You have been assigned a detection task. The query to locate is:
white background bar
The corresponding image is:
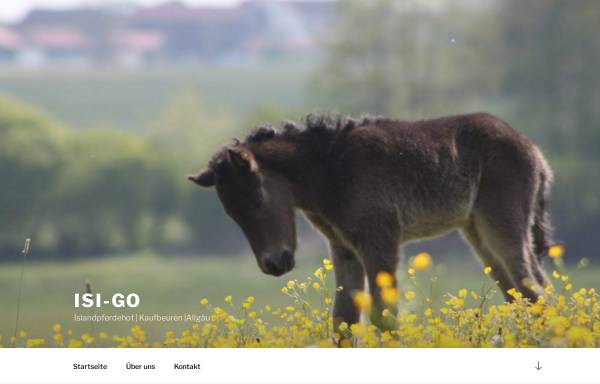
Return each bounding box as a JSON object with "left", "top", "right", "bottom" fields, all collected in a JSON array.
[{"left": 1, "top": 348, "right": 599, "bottom": 383}]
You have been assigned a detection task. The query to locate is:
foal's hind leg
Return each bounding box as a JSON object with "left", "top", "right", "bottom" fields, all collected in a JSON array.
[
  {"left": 531, "top": 254, "right": 551, "bottom": 289},
  {"left": 461, "top": 222, "right": 518, "bottom": 300},
  {"left": 469, "top": 150, "right": 547, "bottom": 301},
  {"left": 470, "top": 209, "right": 543, "bottom": 301}
]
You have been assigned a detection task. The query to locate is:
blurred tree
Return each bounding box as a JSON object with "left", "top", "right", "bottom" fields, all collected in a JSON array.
[
  {"left": 53, "top": 131, "right": 179, "bottom": 256},
  {"left": 150, "top": 87, "right": 247, "bottom": 254},
  {"left": 497, "top": 0, "right": 600, "bottom": 154},
  {"left": 316, "top": 0, "right": 484, "bottom": 118},
  {"left": 242, "top": 104, "right": 300, "bottom": 128},
  {"left": 318, "top": 0, "right": 399, "bottom": 115},
  {"left": 0, "top": 95, "right": 187, "bottom": 259},
  {"left": 149, "top": 87, "right": 239, "bottom": 167},
  {"left": 0, "top": 95, "right": 66, "bottom": 257}
]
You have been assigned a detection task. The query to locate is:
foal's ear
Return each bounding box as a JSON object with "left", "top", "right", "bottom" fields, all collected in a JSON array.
[
  {"left": 227, "top": 147, "right": 258, "bottom": 173},
  {"left": 187, "top": 169, "right": 215, "bottom": 188}
]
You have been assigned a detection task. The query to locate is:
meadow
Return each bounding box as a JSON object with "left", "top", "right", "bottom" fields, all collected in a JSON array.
[
  {"left": 0, "top": 62, "right": 314, "bottom": 131},
  {"left": 1, "top": 248, "right": 599, "bottom": 347}
]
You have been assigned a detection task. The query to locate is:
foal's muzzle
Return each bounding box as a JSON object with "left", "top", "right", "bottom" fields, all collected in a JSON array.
[{"left": 262, "top": 250, "right": 295, "bottom": 276}]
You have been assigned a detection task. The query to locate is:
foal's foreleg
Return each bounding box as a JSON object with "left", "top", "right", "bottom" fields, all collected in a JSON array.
[
  {"left": 330, "top": 243, "right": 365, "bottom": 332},
  {"left": 357, "top": 241, "right": 400, "bottom": 331}
]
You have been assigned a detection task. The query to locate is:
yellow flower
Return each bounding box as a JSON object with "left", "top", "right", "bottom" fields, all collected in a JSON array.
[
  {"left": 314, "top": 267, "right": 325, "bottom": 280},
  {"left": 407, "top": 267, "right": 416, "bottom": 276},
  {"left": 323, "top": 258, "right": 333, "bottom": 270},
  {"left": 565, "top": 283, "right": 573, "bottom": 291},
  {"left": 548, "top": 244, "right": 564, "bottom": 259},
  {"left": 381, "top": 287, "right": 399, "bottom": 304},
  {"left": 287, "top": 281, "right": 295, "bottom": 289},
  {"left": 52, "top": 334, "right": 64, "bottom": 346},
  {"left": 375, "top": 271, "right": 394, "bottom": 288},
  {"left": 507, "top": 288, "right": 523, "bottom": 300},
  {"left": 483, "top": 266, "right": 492, "bottom": 275},
  {"left": 353, "top": 291, "right": 372, "bottom": 312},
  {"left": 9, "top": 255, "right": 600, "bottom": 348},
  {"left": 446, "top": 297, "right": 464, "bottom": 309},
  {"left": 566, "top": 326, "right": 593, "bottom": 347},
  {"left": 26, "top": 338, "right": 45, "bottom": 348},
  {"left": 68, "top": 339, "right": 83, "bottom": 348},
  {"left": 411, "top": 252, "right": 432, "bottom": 271},
  {"left": 552, "top": 270, "right": 560, "bottom": 279}
]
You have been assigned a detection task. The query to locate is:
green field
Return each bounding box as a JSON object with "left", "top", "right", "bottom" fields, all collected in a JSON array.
[
  {"left": 1, "top": 252, "right": 598, "bottom": 341},
  {"left": 0, "top": 62, "right": 315, "bottom": 131},
  {"left": 0, "top": 252, "right": 326, "bottom": 340}
]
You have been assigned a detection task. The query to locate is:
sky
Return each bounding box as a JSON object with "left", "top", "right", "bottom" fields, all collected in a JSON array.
[{"left": 0, "top": 0, "right": 246, "bottom": 23}]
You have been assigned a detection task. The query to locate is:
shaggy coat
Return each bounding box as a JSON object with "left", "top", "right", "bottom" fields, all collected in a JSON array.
[{"left": 189, "top": 113, "right": 554, "bottom": 329}]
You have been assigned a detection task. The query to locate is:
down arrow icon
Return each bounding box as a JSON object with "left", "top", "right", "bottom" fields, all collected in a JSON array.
[{"left": 535, "top": 361, "right": 542, "bottom": 371}]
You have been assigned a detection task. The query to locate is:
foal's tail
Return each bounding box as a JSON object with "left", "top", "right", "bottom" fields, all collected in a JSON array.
[{"left": 531, "top": 146, "right": 555, "bottom": 260}]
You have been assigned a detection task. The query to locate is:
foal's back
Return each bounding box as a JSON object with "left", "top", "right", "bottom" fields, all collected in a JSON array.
[{"left": 330, "top": 113, "right": 540, "bottom": 241}]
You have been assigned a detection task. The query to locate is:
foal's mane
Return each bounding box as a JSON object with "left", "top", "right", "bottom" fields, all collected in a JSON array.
[
  {"left": 208, "top": 114, "right": 397, "bottom": 170},
  {"left": 244, "top": 113, "right": 397, "bottom": 145}
]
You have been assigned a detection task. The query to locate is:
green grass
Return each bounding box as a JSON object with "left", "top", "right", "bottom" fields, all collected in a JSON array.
[
  {"left": 0, "top": 62, "right": 315, "bottom": 131},
  {"left": 1, "top": 252, "right": 598, "bottom": 341},
  {"left": 0, "top": 252, "right": 325, "bottom": 340}
]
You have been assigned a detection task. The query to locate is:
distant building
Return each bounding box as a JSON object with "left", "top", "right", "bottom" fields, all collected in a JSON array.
[
  {"left": 3, "top": 0, "right": 337, "bottom": 67},
  {"left": 128, "top": 1, "right": 245, "bottom": 61},
  {"left": 0, "top": 26, "right": 21, "bottom": 64},
  {"left": 111, "top": 29, "right": 165, "bottom": 67},
  {"left": 24, "top": 26, "right": 91, "bottom": 67}
]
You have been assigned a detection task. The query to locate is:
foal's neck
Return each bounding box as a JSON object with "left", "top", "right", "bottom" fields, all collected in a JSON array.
[{"left": 248, "top": 137, "right": 327, "bottom": 212}]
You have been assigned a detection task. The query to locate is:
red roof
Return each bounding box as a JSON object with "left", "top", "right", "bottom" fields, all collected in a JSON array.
[
  {"left": 28, "top": 26, "right": 89, "bottom": 49},
  {"left": 111, "top": 29, "right": 165, "bottom": 52},
  {"left": 0, "top": 26, "right": 22, "bottom": 49}
]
